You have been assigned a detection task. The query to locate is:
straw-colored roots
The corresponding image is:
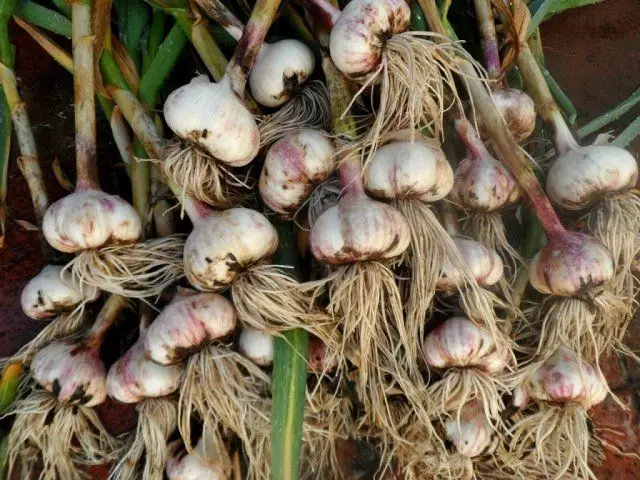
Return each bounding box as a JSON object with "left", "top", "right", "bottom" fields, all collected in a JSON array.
[
  {"left": 232, "top": 265, "right": 339, "bottom": 352},
  {"left": 507, "top": 405, "right": 598, "bottom": 480},
  {"left": 109, "top": 397, "right": 177, "bottom": 480},
  {"left": 306, "top": 176, "right": 341, "bottom": 229},
  {"left": 178, "top": 345, "right": 271, "bottom": 476},
  {"left": 465, "top": 211, "right": 523, "bottom": 275},
  {"left": 7, "top": 390, "right": 119, "bottom": 480},
  {"left": 347, "top": 32, "right": 483, "bottom": 163},
  {"left": 405, "top": 452, "right": 475, "bottom": 480},
  {"left": 427, "top": 368, "right": 506, "bottom": 427},
  {"left": 163, "top": 140, "right": 252, "bottom": 207},
  {"left": 67, "top": 234, "right": 186, "bottom": 299},
  {"left": 258, "top": 80, "right": 331, "bottom": 147}
]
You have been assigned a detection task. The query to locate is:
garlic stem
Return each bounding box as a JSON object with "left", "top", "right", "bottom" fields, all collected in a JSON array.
[
  {"left": 305, "top": 0, "right": 341, "bottom": 28},
  {"left": 195, "top": 0, "right": 245, "bottom": 41},
  {"left": 71, "top": 0, "right": 99, "bottom": 191},
  {"left": 417, "top": 0, "right": 447, "bottom": 37},
  {"left": 473, "top": 0, "right": 500, "bottom": 79},
  {"left": 454, "top": 118, "right": 492, "bottom": 161},
  {"left": 226, "top": 0, "right": 283, "bottom": 96},
  {"left": 85, "top": 294, "right": 126, "bottom": 350}
]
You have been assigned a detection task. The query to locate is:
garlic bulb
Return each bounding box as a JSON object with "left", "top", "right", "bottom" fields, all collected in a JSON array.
[
  {"left": 483, "top": 88, "right": 536, "bottom": 143},
  {"left": 310, "top": 192, "right": 410, "bottom": 264},
  {"left": 259, "top": 129, "right": 336, "bottom": 216},
  {"left": 547, "top": 145, "right": 638, "bottom": 210},
  {"left": 21, "top": 265, "right": 100, "bottom": 320},
  {"left": 166, "top": 431, "right": 229, "bottom": 480},
  {"left": 238, "top": 328, "right": 273, "bottom": 367},
  {"left": 423, "top": 316, "right": 509, "bottom": 374},
  {"left": 444, "top": 400, "right": 493, "bottom": 458},
  {"left": 437, "top": 237, "right": 503, "bottom": 290},
  {"left": 363, "top": 139, "right": 454, "bottom": 202},
  {"left": 529, "top": 231, "right": 614, "bottom": 296},
  {"left": 513, "top": 346, "right": 607, "bottom": 410},
  {"left": 106, "top": 339, "right": 183, "bottom": 403},
  {"left": 42, "top": 189, "right": 141, "bottom": 253},
  {"left": 329, "top": 0, "right": 410, "bottom": 77},
  {"left": 145, "top": 291, "right": 237, "bottom": 365},
  {"left": 164, "top": 75, "right": 260, "bottom": 166},
  {"left": 308, "top": 335, "right": 337, "bottom": 373},
  {"left": 184, "top": 208, "right": 278, "bottom": 291},
  {"left": 30, "top": 340, "right": 106, "bottom": 407},
  {"left": 249, "top": 40, "right": 315, "bottom": 108}
]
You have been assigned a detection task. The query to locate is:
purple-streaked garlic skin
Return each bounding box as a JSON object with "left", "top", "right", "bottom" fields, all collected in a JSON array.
[
  {"left": 30, "top": 340, "right": 106, "bottom": 407},
  {"left": 144, "top": 292, "right": 237, "bottom": 365},
  {"left": 238, "top": 328, "right": 273, "bottom": 367},
  {"left": 310, "top": 195, "right": 410, "bottom": 264},
  {"left": 21, "top": 265, "right": 100, "bottom": 320},
  {"left": 106, "top": 339, "right": 183, "bottom": 403},
  {"left": 423, "top": 316, "right": 509, "bottom": 374},
  {"left": 184, "top": 208, "right": 278, "bottom": 291},
  {"left": 164, "top": 75, "right": 259, "bottom": 167},
  {"left": 42, "top": 190, "right": 141, "bottom": 253},
  {"left": 449, "top": 153, "right": 520, "bottom": 213},
  {"left": 513, "top": 346, "right": 607, "bottom": 410},
  {"left": 249, "top": 40, "right": 315, "bottom": 108},
  {"left": 259, "top": 129, "right": 336, "bottom": 217},
  {"left": 329, "top": 0, "right": 410, "bottom": 77},
  {"left": 529, "top": 232, "right": 614, "bottom": 296},
  {"left": 437, "top": 237, "right": 503, "bottom": 290},
  {"left": 166, "top": 432, "right": 228, "bottom": 480},
  {"left": 444, "top": 400, "right": 493, "bottom": 458},
  {"left": 308, "top": 336, "right": 337, "bottom": 373},
  {"left": 363, "top": 139, "right": 454, "bottom": 202},
  {"left": 546, "top": 145, "right": 638, "bottom": 210},
  {"left": 484, "top": 88, "right": 536, "bottom": 143}
]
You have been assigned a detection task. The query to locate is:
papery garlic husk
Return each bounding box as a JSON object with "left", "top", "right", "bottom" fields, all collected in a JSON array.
[
  {"left": 480, "top": 88, "right": 536, "bottom": 143},
  {"left": 163, "top": 75, "right": 259, "bottom": 206},
  {"left": 259, "top": 129, "right": 336, "bottom": 217},
  {"left": 178, "top": 344, "right": 271, "bottom": 468},
  {"left": 443, "top": 400, "right": 493, "bottom": 458},
  {"left": 6, "top": 390, "right": 119, "bottom": 480},
  {"left": 145, "top": 290, "right": 237, "bottom": 365},
  {"left": 166, "top": 428, "right": 231, "bottom": 480},
  {"left": 424, "top": 316, "right": 510, "bottom": 423},
  {"left": 107, "top": 339, "right": 184, "bottom": 404},
  {"left": 21, "top": 265, "right": 100, "bottom": 320},
  {"left": 508, "top": 347, "right": 607, "bottom": 480},
  {"left": 328, "top": 0, "right": 479, "bottom": 155},
  {"left": 109, "top": 397, "right": 178, "bottom": 480},
  {"left": 238, "top": 328, "right": 274, "bottom": 367},
  {"left": 43, "top": 189, "right": 141, "bottom": 253},
  {"left": 249, "top": 40, "right": 315, "bottom": 108},
  {"left": 529, "top": 231, "right": 614, "bottom": 296},
  {"left": 30, "top": 340, "right": 106, "bottom": 407}
]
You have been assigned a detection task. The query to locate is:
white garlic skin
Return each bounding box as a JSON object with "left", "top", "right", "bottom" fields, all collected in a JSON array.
[
  {"left": 21, "top": 265, "right": 100, "bottom": 320},
  {"left": 444, "top": 400, "right": 493, "bottom": 458},
  {"left": 529, "top": 231, "right": 614, "bottom": 296},
  {"left": 329, "top": 0, "right": 410, "bottom": 77},
  {"left": 259, "top": 129, "right": 336, "bottom": 216},
  {"left": 546, "top": 145, "right": 638, "bottom": 210},
  {"left": 423, "top": 317, "right": 509, "bottom": 374},
  {"left": 42, "top": 190, "right": 141, "bottom": 253},
  {"left": 486, "top": 88, "right": 536, "bottom": 143},
  {"left": 238, "top": 328, "right": 273, "bottom": 367},
  {"left": 145, "top": 291, "right": 237, "bottom": 365},
  {"left": 437, "top": 237, "right": 503, "bottom": 290},
  {"left": 164, "top": 76, "right": 260, "bottom": 167},
  {"left": 166, "top": 432, "right": 229, "bottom": 480},
  {"left": 310, "top": 195, "right": 410, "bottom": 264},
  {"left": 364, "top": 140, "right": 454, "bottom": 202},
  {"left": 106, "top": 339, "right": 183, "bottom": 403},
  {"left": 249, "top": 40, "right": 315, "bottom": 108},
  {"left": 30, "top": 340, "right": 106, "bottom": 407},
  {"left": 514, "top": 346, "right": 607, "bottom": 410},
  {"left": 449, "top": 153, "right": 520, "bottom": 212},
  {"left": 184, "top": 208, "right": 278, "bottom": 291}
]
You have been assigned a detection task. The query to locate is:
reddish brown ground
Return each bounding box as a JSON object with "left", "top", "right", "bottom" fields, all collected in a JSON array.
[{"left": 1, "top": 0, "right": 639, "bottom": 478}]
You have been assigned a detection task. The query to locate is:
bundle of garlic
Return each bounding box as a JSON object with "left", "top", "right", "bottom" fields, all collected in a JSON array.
[{"left": 5, "top": 294, "right": 124, "bottom": 479}]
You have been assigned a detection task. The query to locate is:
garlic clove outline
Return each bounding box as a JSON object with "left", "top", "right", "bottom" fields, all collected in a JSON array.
[{"left": 21, "top": 265, "right": 100, "bottom": 320}]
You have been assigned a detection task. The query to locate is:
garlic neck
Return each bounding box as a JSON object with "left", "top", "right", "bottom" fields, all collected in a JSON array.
[
  {"left": 550, "top": 109, "right": 579, "bottom": 155},
  {"left": 183, "top": 195, "right": 215, "bottom": 225},
  {"left": 455, "top": 119, "right": 491, "bottom": 162},
  {"left": 339, "top": 153, "right": 365, "bottom": 199},
  {"left": 85, "top": 294, "right": 126, "bottom": 349}
]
